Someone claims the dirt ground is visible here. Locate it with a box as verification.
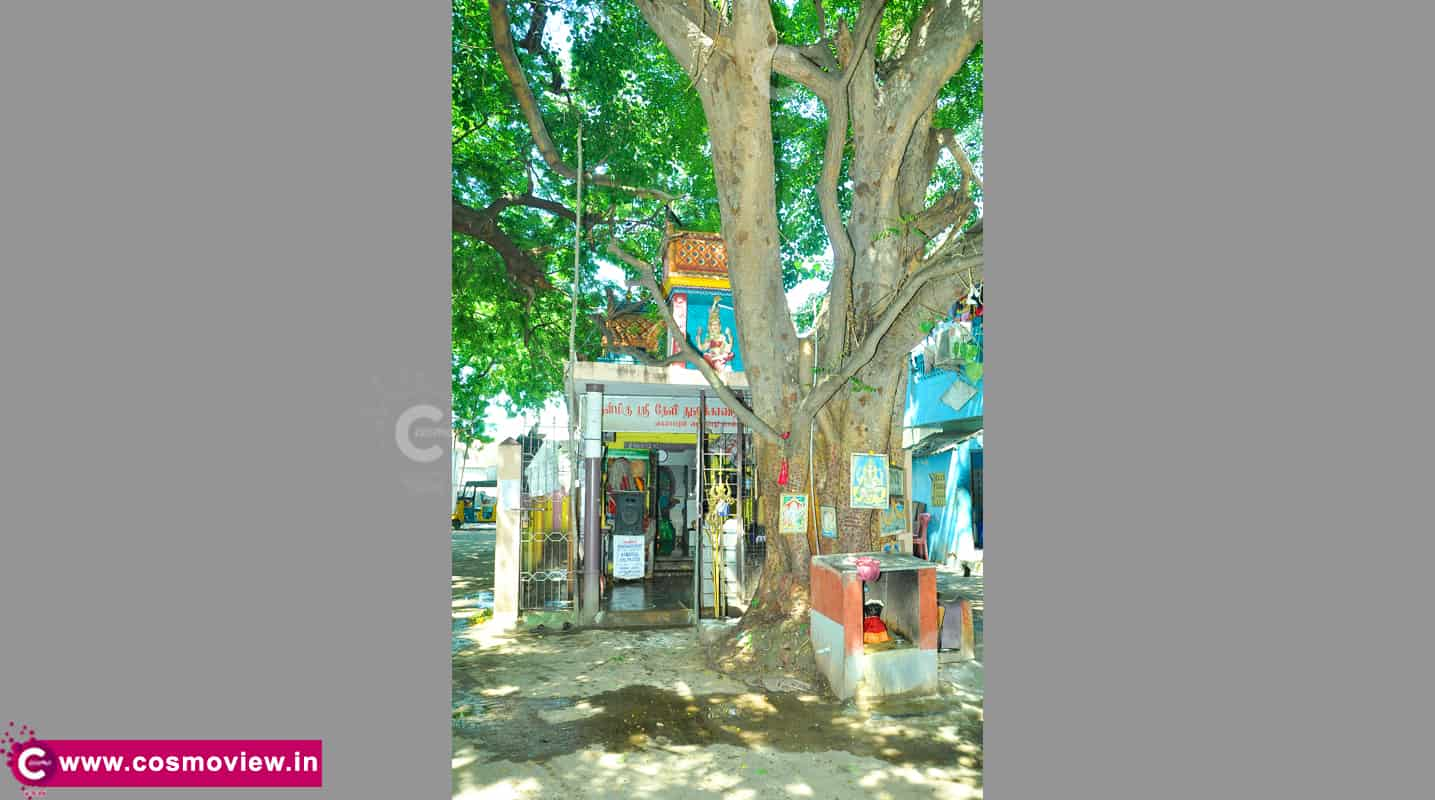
[452,529,984,799]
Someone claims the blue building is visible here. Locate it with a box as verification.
[903,303,983,571]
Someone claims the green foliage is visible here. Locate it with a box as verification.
[933,45,983,227]
[849,376,880,393]
[451,234,588,414]
[453,1,983,417]
[792,288,828,335]
[452,0,631,420]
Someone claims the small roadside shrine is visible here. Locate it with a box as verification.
[557,226,762,628]
[810,552,940,701]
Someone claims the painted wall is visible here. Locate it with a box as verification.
[903,314,983,563]
[904,368,982,428]
[909,436,983,565]
[676,289,745,373]
[903,316,982,429]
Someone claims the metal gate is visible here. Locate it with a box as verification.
[696,390,763,616]
[517,427,575,613]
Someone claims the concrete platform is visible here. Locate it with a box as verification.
[810,553,940,701]
[594,608,693,627]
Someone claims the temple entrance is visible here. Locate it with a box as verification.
[597,439,698,625]
[592,391,762,625]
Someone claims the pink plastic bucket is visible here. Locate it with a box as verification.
[854,557,881,583]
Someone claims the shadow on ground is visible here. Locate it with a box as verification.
[452,528,983,799]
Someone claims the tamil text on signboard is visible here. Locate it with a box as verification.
[600,396,740,434]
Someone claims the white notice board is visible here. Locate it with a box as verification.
[612,535,646,580]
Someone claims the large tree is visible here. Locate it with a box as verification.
[452,0,847,424]
[470,0,983,679]
[452,0,682,425]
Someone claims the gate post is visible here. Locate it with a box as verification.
[493,437,522,629]
[579,385,604,626]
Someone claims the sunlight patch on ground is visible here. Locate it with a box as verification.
[453,777,542,799]
[734,692,776,714]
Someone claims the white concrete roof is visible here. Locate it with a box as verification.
[568,360,749,398]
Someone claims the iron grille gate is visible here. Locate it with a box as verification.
[517,429,575,613]
[697,390,763,615]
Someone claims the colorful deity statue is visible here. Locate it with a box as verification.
[701,301,735,373]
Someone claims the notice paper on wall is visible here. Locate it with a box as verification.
[499,479,520,511]
[613,535,646,580]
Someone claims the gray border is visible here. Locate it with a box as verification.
[5,1,1433,798]
[995,0,1432,796]
[0,2,451,797]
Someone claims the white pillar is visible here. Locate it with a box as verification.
[493,438,522,628]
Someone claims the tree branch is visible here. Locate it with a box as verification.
[452,116,487,147]
[772,46,837,96]
[909,131,976,240]
[452,196,552,291]
[519,0,547,52]
[798,42,840,72]
[483,191,576,223]
[453,187,619,291]
[817,0,887,370]
[633,0,715,77]
[489,0,679,204]
[909,193,974,242]
[934,127,983,193]
[606,239,785,442]
[798,228,982,423]
[887,0,982,134]
[842,0,888,79]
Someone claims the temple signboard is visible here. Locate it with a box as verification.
[601,395,739,434]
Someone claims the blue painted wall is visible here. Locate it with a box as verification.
[679,289,744,373]
[904,367,982,428]
[910,437,982,564]
[904,315,983,562]
[903,316,982,428]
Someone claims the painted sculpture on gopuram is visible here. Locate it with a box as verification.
[701,301,735,374]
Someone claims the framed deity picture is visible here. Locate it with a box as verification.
[779,493,809,535]
[881,498,907,534]
[888,466,905,498]
[849,453,890,510]
[820,506,838,539]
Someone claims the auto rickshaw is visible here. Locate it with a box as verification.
[452,482,479,529]
[453,481,497,529]
[474,491,496,524]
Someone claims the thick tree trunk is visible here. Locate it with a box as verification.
[630,0,981,691]
[713,360,907,687]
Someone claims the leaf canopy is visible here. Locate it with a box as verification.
[452,0,982,424]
